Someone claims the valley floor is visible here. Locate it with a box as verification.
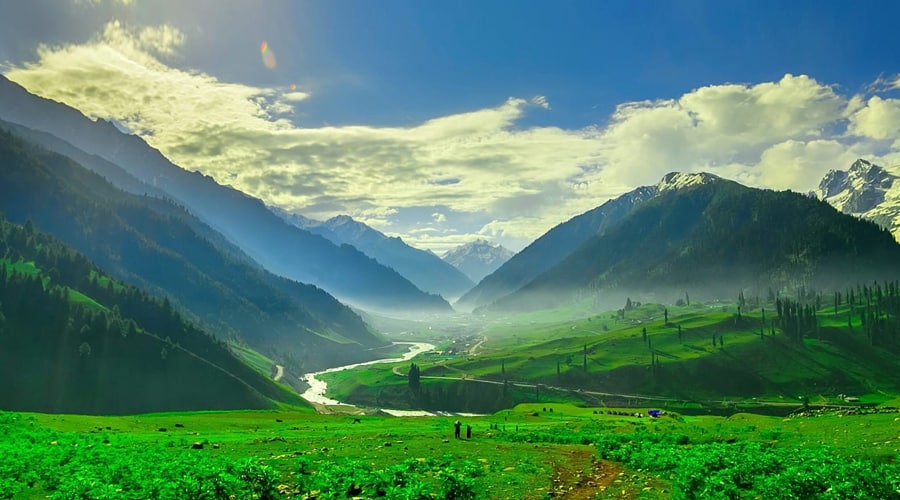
[3,402,898,499]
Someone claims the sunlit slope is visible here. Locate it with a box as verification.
[0,215,307,414]
[459,301,900,400]
[326,299,900,407]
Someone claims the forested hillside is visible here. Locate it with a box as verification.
[0,215,305,414]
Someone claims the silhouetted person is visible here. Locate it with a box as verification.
[466,424,472,439]
[454,420,461,439]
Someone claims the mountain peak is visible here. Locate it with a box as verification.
[329,214,356,225]
[817,159,897,215]
[656,172,720,193]
[443,239,514,283]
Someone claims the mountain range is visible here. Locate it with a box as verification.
[441,239,514,284]
[274,210,474,300]
[0,76,450,314]
[0,127,386,373]
[464,171,900,312]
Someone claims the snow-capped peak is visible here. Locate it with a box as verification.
[817,158,900,244]
[818,159,896,214]
[442,240,515,283]
[656,172,721,193]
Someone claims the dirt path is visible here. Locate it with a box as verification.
[549,450,623,499]
[469,336,487,355]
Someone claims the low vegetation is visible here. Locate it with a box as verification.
[1,403,898,499]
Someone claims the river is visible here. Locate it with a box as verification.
[299,342,433,405]
[299,342,483,416]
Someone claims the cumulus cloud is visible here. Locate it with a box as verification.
[848,96,900,140]
[5,24,900,251]
[595,74,849,186]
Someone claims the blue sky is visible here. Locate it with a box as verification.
[2,0,900,252]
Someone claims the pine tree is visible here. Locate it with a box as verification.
[408,362,420,390]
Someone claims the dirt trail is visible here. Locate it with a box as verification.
[549,450,623,499]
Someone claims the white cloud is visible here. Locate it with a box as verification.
[135,24,184,57]
[5,25,900,251]
[530,95,550,110]
[848,96,900,140]
[595,74,849,187]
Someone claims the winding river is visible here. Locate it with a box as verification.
[299,342,435,409]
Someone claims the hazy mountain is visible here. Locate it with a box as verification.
[455,182,660,311]
[0,128,388,373]
[441,239,514,283]
[0,214,304,414]
[494,173,900,311]
[274,210,474,299]
[818,158,900,242]
[0,76,451,313]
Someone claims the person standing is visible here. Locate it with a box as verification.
[454,420,461,439]
[466,424,472,439]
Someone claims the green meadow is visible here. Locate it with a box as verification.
[2,402,898,499]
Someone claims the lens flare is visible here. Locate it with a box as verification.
[260,40,276,69]
[289,83,297,91]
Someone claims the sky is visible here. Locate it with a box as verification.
[2,0,900,253]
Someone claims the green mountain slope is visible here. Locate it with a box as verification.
[496,174,900,311]
[0,128,386,372]
[0,215,306,414]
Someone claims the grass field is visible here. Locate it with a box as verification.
[3,402,898,499]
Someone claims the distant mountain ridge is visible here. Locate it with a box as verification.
[441,239,514,284]
[0,75,450,313]
[273,209,474,299]
[817,158,900,242]
[493,173,900,311]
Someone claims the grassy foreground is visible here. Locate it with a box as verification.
[2,403,898,499]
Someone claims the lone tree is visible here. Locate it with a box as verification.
[408,362,421,390]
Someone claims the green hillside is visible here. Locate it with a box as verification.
[323,295,900,412]
[0,215,306,414]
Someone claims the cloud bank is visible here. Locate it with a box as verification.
[4,22,900,252]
